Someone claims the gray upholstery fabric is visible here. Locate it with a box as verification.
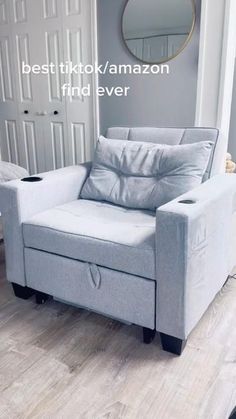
[81,136,213,210]
[23,199,156,279]
[2,126,236,343]
[0,163,91,286]
[25,248,155,329]
[106,127,219,181]
[156,174,236,339]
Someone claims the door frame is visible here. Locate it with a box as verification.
[195,0,236,174]
[91,0,100,146]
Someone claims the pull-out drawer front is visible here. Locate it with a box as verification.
[25,248,155,329]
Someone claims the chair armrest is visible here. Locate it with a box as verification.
[0,163,91,286]
[155,174,236,340]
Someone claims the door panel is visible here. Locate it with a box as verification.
[39,0,68,170]
[66,0,81,16]
[71,122,86,164]
[0,1,8,25]
[0,0,45,172]
[51,122,66,169]
[16,34,33,102]
[62,0,94,164]
[67,28,83,101]
[43,0,58,19]
[0,36,14,101]
[0,14,21,166]
[14,0,27,24]
[41,0,94,170]
[22,120,38,174]
[45,30,63,102]
[5,120,19,164]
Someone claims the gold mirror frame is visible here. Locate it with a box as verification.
[121,0,196,65]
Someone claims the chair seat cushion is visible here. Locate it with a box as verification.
[23,199,156,280]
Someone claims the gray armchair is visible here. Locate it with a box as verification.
[1,127,236,355]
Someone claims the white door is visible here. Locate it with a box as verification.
[143,36,168,63]
[0,0,97,174]
[0,0,45,173]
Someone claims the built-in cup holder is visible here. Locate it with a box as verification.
[21,176,43,183]
[178,199,196,205]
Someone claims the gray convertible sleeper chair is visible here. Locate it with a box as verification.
[1,127,236,355]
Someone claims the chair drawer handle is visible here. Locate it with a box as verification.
[86,263,101,289]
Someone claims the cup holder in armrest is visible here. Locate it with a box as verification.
[178,199,196,204]
[21,176,43,182]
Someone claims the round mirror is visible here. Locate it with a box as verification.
[122,0,196,64]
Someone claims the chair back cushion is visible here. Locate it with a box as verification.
[81,136,213,210]
[106,127,219,181]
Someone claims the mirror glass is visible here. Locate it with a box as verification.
[122,0,195,64]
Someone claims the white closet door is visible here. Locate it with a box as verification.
[37,0,70,171]
[0,0,45,173]
[41,0,96,170]
[143,36,168,63]
[63,0,95,166]
[0,0,97,174]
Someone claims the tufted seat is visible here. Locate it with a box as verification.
[23,199,156,279]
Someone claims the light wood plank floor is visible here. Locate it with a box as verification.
[0,243,236,419]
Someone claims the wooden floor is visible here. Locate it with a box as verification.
[0,244,236,419]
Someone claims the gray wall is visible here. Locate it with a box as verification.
[97,0,201,134]
[228,60,236,159]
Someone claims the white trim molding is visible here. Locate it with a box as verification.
[195,0,236,174]
[91,0,100,147]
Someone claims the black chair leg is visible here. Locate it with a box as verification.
[160,333,187,355]
[12,283,35,300]
[229,407,236,418]
[143,328,156,344]
[35,291,49,305]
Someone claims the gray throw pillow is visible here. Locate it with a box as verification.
[81,136,213,210]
